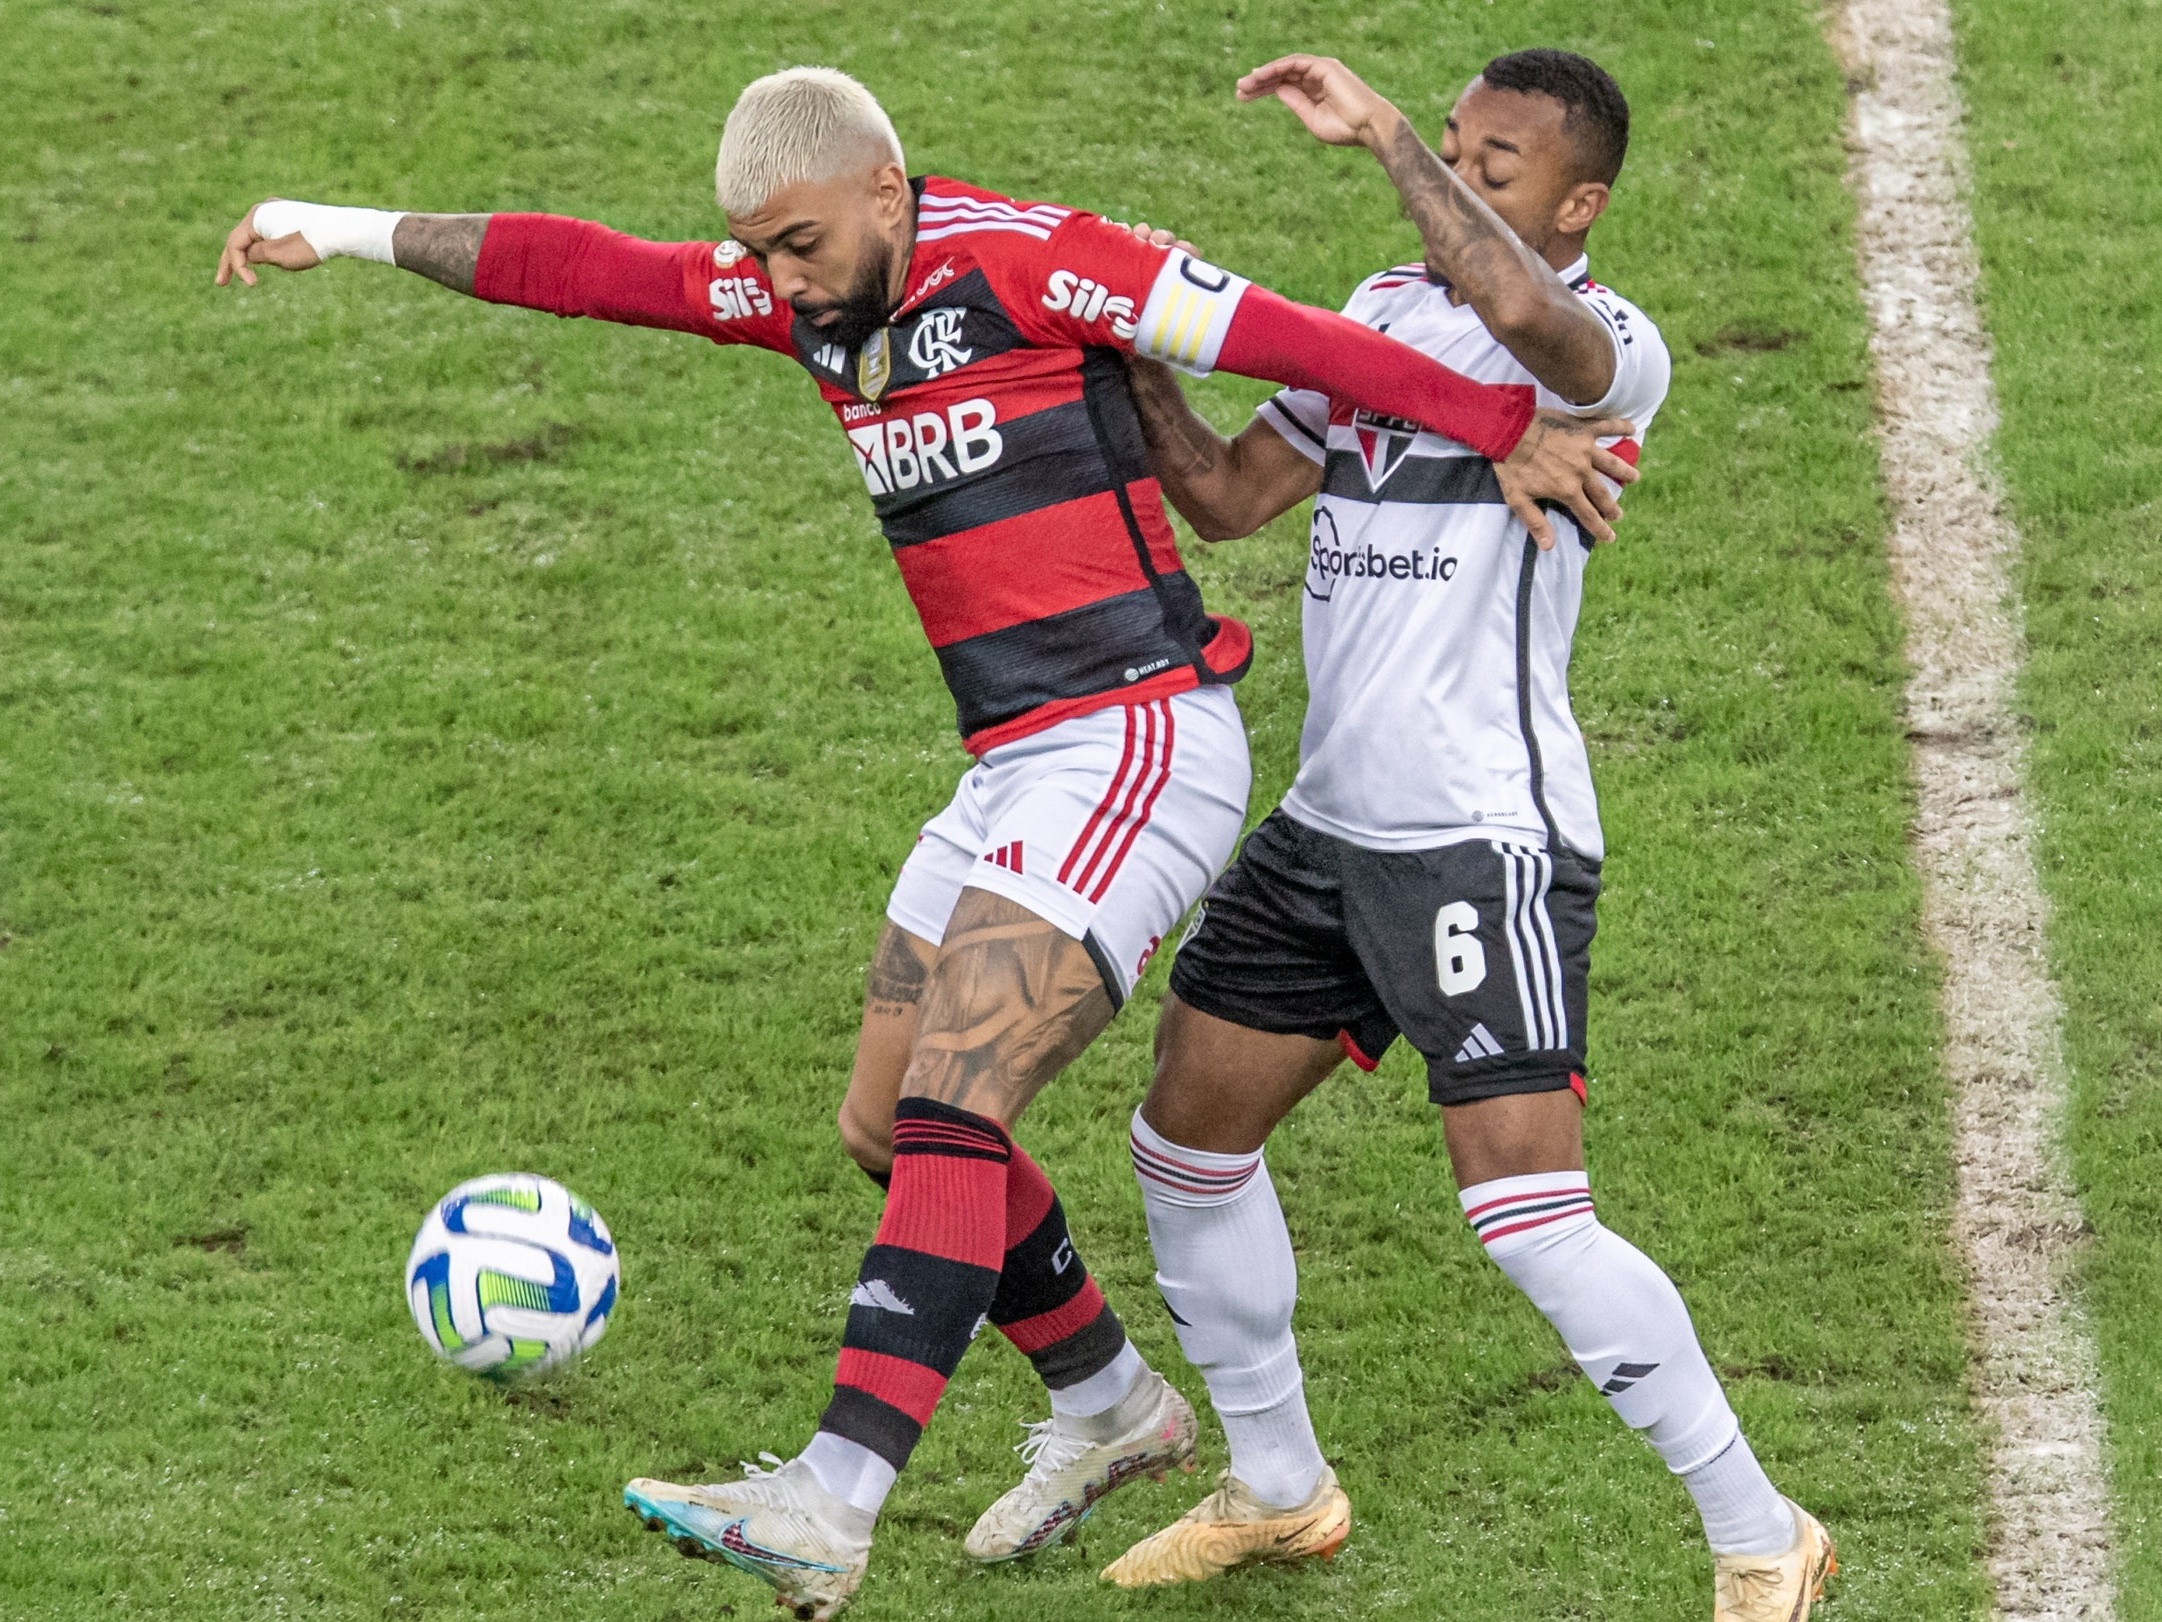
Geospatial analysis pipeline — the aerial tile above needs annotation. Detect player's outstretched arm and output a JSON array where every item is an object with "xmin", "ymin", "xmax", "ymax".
[
  {"xmin": 215, "ymin": 201, "xmax": 752, "ymax": 343},
  {"xmin": 1237, "ymin": 55, "xmax": 1616, "ymax": 405},
  {"xmin": 215, "ymin": 201, "xmax": 487, "ymax": 293},
  {"xmin": 1126, "ymin": 357, "xmax": 1321, "ymax": 542},
  {"xmin": 1030, "ymin": 215, "xmax": 1635, "ymax": 541}
]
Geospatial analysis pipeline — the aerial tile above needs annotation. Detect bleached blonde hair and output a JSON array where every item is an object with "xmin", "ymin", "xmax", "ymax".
[{"xmin": 715, "ymin": 67, "xmax": 905, "ymax": 217}]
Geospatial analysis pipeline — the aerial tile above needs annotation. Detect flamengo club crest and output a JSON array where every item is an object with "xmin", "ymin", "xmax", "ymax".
[
  {"xmin": 857, "ymin": 329, "xmax": 893, "ymax": 401},
  {"xmin": 907, "ymin": 307, "xmax": 973, "ymax": 377}
]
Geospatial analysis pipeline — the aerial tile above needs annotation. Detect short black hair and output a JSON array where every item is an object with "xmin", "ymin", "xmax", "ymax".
[{"xmin": 1479, "ymin": 49, "xmax": 1629, "ymax": 185}]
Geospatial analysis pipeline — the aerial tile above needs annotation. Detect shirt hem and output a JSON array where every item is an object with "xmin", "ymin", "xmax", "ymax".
[
  {"xmin": 1277, "ymin": 800, "xmax": 1601, "ymax": 858},
  {"xmin": 963, "ymin": 668, "xmax": 1201, "ymax": 758}
]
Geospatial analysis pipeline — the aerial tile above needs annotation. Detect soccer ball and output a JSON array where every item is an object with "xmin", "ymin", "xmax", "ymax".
[{"xmin": 404, "ymin": 1173, "xmax": 620, "ymax": 1379}]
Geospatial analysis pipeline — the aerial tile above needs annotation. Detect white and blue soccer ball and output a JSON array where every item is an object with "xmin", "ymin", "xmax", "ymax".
[{"xmin": 404, "ymin": 1173, "xmax": 620, "ymax": 1379}]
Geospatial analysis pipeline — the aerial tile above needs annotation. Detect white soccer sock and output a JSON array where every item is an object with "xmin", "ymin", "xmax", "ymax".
[
  {"xmin": 1219, "ymin": 1388, "xmax": 1325, "ymax": 1508},
  {"xmin": 798, "ymin": 1430, "xmax": 897, "ymax": 1518},
  {"xmin": 1683, "ymin": 1432, "xmax": 1798, "ymax": 1556},
  {"xmin": 1130, "ymin": 1110, "xmax": 1326, "ymax": 1510},
  {"xmin": 1460, "ymin": 1171, "xmax": 1794, "ymax": 1557},
  {"xmin": 1048, "ymin": 1338, "xmax": 1145, "ymax": 1422}
]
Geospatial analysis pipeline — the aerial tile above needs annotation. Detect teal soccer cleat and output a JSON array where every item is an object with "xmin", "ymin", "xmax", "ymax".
[{"xmin": 626, "ymin": 1454, "xmax": 872, "ymax": 1620}]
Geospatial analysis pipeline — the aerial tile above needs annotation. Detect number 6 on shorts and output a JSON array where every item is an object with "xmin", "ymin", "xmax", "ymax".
[{"xmin": 1435, "ymin": 900, "xmax": 1487, "ymax": 996}]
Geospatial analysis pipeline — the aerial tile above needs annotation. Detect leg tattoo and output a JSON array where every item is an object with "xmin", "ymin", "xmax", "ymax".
[{"xmin": 902, "ymin": 890, "xmax": 1113, "ymax": 1123}]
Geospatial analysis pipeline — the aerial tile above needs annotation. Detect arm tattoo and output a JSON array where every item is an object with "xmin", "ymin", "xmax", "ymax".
[
  {"xmin": 1128, "ymin": 357, "xmax": 1228, "ymax": 480},
  {"xmin": 900, "ymin": 892, "xmax": 1113, "ymax": 1122},
  {"xmin": 1371, "ymin": 118, "xmax": 1611, "ymax": 400},
  {"xmin": 391, "ymin": 213, "xmax": 489, "ymax": 295},
  {"xmin": 1378, "ymin": 120, "xmax": 1550, "ymax": 309},
  {"xmin": 864, "ymin": 924, "xmax": 931, "ymax": 1018}
]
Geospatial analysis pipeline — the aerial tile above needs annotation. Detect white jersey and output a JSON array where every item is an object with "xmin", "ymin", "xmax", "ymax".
[{"xmin": 1257, "ymin": 256, "xmax": 1669, "ymax": 861}]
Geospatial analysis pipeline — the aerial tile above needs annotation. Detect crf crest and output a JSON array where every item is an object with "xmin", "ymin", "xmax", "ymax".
[{"xmin": 908, "ymin": 307, "xmax": 973, "ymax": 377}]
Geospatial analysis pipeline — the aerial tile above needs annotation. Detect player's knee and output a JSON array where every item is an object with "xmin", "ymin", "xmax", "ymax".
[
  {"xmin": 1142, "ymin": 997, "xmax": 1315, "ymax": 1154},
  {"xmin": 1142, "ymin": 1000, "xmax": 1219, "ymax": 1137},
  {"xmin": 836, "ymin": 1098, "xmax": 893, "ymax": 1176},
  {"xmin": 1440, "ymin": 1086, "xmax": 1585, "ymax": 1185}
]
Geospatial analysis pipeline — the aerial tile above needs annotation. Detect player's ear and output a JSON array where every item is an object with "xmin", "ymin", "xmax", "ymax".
[
  {"xmin": 870, "ymin": 161, "xmax": 913, "ymax": 227},
  {"xmin": 1556, "ymin": 180, "xmax": 1609, "ymax": 239}
]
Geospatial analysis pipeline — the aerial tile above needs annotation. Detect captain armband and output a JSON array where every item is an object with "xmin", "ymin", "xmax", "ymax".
[
  {"xmin": 1130, "ymin": 251, "xmax": 1253, "ymax": 377},
  {"xmin": 252, "ymin": 199, "xmax": 405, "ymax": 265}
]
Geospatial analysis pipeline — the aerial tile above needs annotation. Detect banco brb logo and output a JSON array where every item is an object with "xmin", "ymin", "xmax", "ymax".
[
  {"xmin": 847, "ymin": 399, "xmax": 1003, "ymax": 496},
  {"xmin": 907, "ymin": 307, "xmax": 973, "ymax": 377}
]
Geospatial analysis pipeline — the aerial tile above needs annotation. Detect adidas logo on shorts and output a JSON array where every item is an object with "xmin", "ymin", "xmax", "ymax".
[{"xmin": 1453, "ymin": 1022, "xmax": 1505, "ymax": 1064}]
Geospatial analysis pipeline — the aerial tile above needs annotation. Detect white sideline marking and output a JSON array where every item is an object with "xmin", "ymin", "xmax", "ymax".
[{"xmin": 1831, "ymin": 1, "xmax": 2115, "ymax": 1614}]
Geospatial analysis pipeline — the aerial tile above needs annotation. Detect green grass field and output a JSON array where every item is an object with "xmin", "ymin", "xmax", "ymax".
[
  {"xmin": 1956, "ymin": 0, "xmax": 2162, "ymax": 1609},
  {"xmin": 0, "ymin": 1, "xmax": 2006, "ymax": 1616}
]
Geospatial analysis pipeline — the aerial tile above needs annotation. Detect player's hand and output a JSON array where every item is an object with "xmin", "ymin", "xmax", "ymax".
[
  {"xmin": 1494, "ymin": 411, "xmax": 1639, "ymax": 549},
  {"xmin": 1237, "ymin": 54, "xmax": 1400, "ymax": 150},
  {"xmin": 214, "ymin": 201, "xmax": 321, "ymax": 286},
  {"xmin": 1120, "ymin": 220, "xmax": 1197, "ymax": 255}
]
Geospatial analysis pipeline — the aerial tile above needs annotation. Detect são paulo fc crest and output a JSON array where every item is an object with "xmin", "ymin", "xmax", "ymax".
[{"xmin": 1355, "ymin": 420, "xmax": 1418, "ymax": 491}]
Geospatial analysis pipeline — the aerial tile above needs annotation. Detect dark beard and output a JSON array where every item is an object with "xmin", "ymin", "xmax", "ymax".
[{"xmin": 795, "ymin": 244, "xmax": 895, "ymax": 352}]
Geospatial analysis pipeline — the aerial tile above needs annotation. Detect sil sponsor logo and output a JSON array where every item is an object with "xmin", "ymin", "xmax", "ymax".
[
  {"xmin": 846, "ymin": 397, "xmax": 1003, "ymax": 496},
  {"xmin": 708, "ymin": 275, "xmax": 772, "ymax": 321},
  {"xmin": 1042, "ymin": 269, "xmax": 1138, "ymax": 340}
]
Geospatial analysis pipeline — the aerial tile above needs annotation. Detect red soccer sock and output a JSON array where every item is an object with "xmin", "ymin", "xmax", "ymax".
[
  {"xmin": 818, "ymin": 1098, "xmax": 1011, "ymax": 1471},
  {"xmin": 989, "ymin": 1145, "xmax": 1130, "ymax": 1390}
]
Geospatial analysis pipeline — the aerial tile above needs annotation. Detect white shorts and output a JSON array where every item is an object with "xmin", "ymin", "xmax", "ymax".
[{"xmin": 887, "ymin": 686, "xmax": 1252, "ymax": 1006}]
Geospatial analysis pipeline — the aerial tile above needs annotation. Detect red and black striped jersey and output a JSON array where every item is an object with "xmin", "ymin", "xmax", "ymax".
[{"xmin": 472, "ymin": 177, "xmax": 1532, "ymax": 753}]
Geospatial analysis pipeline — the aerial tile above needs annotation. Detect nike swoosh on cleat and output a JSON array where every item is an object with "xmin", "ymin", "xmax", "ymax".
[
  {"xmin": 718, "ymin": 1518, "xmax": 846, "ymax": 1573},
  {"xmin": 1013, "ymin": 1500, "xmax": 1092, "ymax": 1554}
]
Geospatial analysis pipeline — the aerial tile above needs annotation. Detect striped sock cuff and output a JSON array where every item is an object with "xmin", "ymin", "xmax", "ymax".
[
  {"xmin": 1459, "ymin": 1171, "xmax": 1596, "ymax": 1250},
  {"xmin": 818, "ymin": 1385, "xmax": 923, "ymax": 1473},
  {"xmin": 1129, "ymin": 1109, "xmax": 1262, "ymax": 1208},
  {"xmin": 891, "ymin": 1096, "xmax": 1013, "ymax": 1163}
]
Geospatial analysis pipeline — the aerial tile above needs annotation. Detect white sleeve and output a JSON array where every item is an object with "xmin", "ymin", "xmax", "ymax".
[
  {"xmin": 1254, "ymin": 389, "xmax": 1329, "ymax": 464},
  {"xmin": 253, "ymin": 198, "xmax": 403, "ymax": 264},
  {"xmin": 1572, "ymin": 293, "xmax": 1671, "ymax": 426}
]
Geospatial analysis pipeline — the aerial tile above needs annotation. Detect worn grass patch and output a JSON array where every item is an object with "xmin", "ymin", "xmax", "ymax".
[{"xmin": 1956, "ymin": 0, "xmax": 2162, "ymax": 1609}]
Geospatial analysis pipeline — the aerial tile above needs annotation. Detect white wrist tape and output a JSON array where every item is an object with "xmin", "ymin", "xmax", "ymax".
[{"xmin": 253, "ymin": 199, "xmax": 404, "ymax": 264}]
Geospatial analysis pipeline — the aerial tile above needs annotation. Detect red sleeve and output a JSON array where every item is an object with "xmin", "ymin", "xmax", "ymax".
[
  {"xmin": 1000, "ymin": 213, "xmax": 1531, "ymax": 461},
  {"xmin": 472, "ymin": 214, "xmax": 795, "ymax": 353},
  {"xmin": 1216, "ymin": 288, "xmax": 1534, "ymax": 463},
  {"xmin": 999, "ymin": 212, "xmax": 1173, "ymax": 351}
]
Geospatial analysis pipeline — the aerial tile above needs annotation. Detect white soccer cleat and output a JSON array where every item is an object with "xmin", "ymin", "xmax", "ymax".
[
  {"xmin": 1712, "ymin": 1498, "xmax": 1836, "ymax": 1622},
  {"xmin": 1100, "ymin": 1465, "xmax": 1351, "ymax": 1586},
  {"xmin": 624, "ymin": 1454, "xmax": 872, "ymax": 1620},
  {"xmin": 963, "ymin": 1369, "xmax": 1199, "ymax": 1561}
]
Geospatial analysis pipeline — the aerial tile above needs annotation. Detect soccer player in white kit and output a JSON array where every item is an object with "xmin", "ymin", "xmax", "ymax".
[{"xmin": 1101, "ymin": 52, "xmax": 1836, "ymax": 1620}]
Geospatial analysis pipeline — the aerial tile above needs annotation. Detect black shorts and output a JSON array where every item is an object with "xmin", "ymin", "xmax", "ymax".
[{"xmin": 1168, "ymin": 810, "xmax": 1599, "ymax": 1106}]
